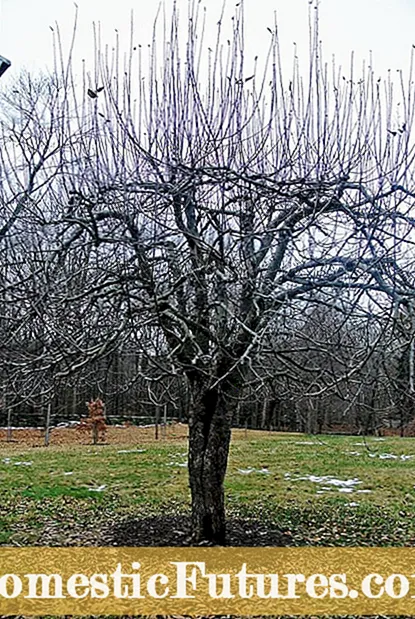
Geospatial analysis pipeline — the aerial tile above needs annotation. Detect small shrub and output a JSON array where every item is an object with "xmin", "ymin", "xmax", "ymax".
[{"xmin": 78, "ymin": 398, "xmax": 107, "ymax": 444}]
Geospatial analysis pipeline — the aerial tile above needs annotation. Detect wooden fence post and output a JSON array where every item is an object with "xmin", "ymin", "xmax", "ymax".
[{"xmin": 44, "ymin": 401, "xmax": 52, "ymax": 447}]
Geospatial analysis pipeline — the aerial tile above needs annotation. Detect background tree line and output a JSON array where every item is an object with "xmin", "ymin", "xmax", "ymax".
[{"xmin": 1, "ymin": 292, "xmax": 414, "ymax": 437}]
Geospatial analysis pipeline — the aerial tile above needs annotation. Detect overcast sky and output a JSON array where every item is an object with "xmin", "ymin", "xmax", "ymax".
[{"xmin": 1, "ymin": 0, "xmax": 414, "ymax": 85}]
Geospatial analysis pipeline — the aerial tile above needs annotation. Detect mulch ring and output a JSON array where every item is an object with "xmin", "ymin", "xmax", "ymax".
[{"xmin": 105, "ymin": 515, "xmax": 293, "ymax": 547}]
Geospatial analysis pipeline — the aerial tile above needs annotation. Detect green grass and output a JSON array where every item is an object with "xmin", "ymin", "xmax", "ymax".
[
  {"xmin": 2, "ymin": 433, "xmax": 415, "ymax": 618},
  {"xmin": 1, "ymin": 432, "xmax": 415, "ymax": 546}
]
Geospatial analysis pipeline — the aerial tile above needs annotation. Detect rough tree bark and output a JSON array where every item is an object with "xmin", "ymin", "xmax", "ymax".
[
  {"xmin": 186, "ymin": 357, "xmax": 243, "ymax": 543},
  {"xmin": 188, "ymin": 382, "xmax": 231, "ymax": 544}
]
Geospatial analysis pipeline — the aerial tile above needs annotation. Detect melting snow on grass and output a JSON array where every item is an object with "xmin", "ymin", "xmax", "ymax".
[
  {"xmin": 285, "ymin": 472, "xmax": 371, "ymax": 494},
  {"xmin": 368, "ymin": 453, "xmax": 413, "ymax": 460},
  {"xmin": 166, "ymin": 452, "xmax": 189, "ymax": 467},
  {"xmin": 3, "ymin": 458, "xmax": 33, "ymax": 466},
  {"xmin": 294, "ymin": 441, "xmax": 318, "ymax": 445},
  {"xmin": 238, "ymin": 467, "xmax": 270, "ymax": 475},
  {"xmin": 117, "ymin": 449, "xmax": 146, "ymax": 454},
  {"xmin": 346, "ymin": 450, "xmax": 413, "ymax": 461},
  {"xmin": 89, "ymin": 484, "xmax": 106, "ymax": 492}
]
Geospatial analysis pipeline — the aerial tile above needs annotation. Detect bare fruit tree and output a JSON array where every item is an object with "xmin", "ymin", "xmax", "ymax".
[{"xmin": 2, "ymin": 1, "xmax": 415, "ymax": 543}]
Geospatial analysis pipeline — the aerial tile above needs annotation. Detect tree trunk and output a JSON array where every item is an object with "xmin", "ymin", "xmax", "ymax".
[
  {"xmin": 92, "ymin": 422, "xmax": 98, "ymax": 445},
  {"xmin": 188, "ymin": 383, "xmax": 232, "ymax": 545}
]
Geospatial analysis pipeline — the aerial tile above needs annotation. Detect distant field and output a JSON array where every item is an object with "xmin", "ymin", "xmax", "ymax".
[
  {"xmin": 0, "ymin": 422, "xmax": 303, "ymax": 447},
  {"xmin": 0, "ymin": 421, "xmax": 191, "ymax": 447},
  {"xmin": 0, "ymin": 422, "xmax": 298, "ymax": 447},
  {"xmin": 1, "ymin": 431, "xmax": 415, "ymax": 548}
]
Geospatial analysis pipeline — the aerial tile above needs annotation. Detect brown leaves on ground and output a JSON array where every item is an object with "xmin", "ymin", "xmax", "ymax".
[{"xmin": 0, "ymin": 423, "xmax": 189, "ymax": 448}]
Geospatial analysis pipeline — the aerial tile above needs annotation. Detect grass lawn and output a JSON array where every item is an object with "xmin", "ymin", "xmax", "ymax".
[{"xmin": 1, "ymin": 430, "xmax": 415, "ymax": 547}]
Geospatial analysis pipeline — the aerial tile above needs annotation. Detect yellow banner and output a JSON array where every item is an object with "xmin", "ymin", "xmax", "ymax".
[{"xmin": 1, "ymin": 547, "xmax": 415, "ymax": 614}]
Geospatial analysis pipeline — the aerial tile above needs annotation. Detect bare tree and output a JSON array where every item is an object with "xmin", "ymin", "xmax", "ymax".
[{"xmin": 2, "ymin": 1, "xmax": 415, "ymax": 543}]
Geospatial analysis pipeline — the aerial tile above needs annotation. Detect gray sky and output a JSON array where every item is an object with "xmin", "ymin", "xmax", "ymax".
[{"xmin": 1, "ymin": 0, "xmax": 414, "ymax": 85}]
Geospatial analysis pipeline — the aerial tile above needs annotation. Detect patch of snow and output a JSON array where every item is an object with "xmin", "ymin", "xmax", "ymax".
[
  {"xmin": 63, "ymin": 472, "xmax": 74, "ymax": 476},
  {"xmin": 368, "ymin": 452, "xmax": 413, "ymax": 460},
  {"xmin": 346, "ymin": 451, "xmax": 362, "ymax": 456},
  {"xmin": 67, "ymin": 421, "xmax": 80, "ymax": 428},
  {"xmin": 0, "ymin": 426, "xmax": 44, "ymax": 430},
  {"xmin": 347, "ymin": 502, "xmax": 360, "ymax": 507},
  {"xmin": 356, "ymin": 489, "xmax": 372, "ymax": 494},
  {"xmin": 117, "ymin": 449, "xmax": 146, "ymax": 454},
  {"xmin": 3, "ymin": 458, "xmax": 33, "ymax": 466},
  {"xmin": 286, "ymin": 472, "xmax": 370, "ymax": 494},
  {"xmin": 297, "ymin": 475, "xmax": 362, "ymax": 488},
  {"xmin": 295, "ymin": 441, "xmax": 317, "ymax": 445},
  {"xmin": 55, "ymin": 421, "xmax": 79, "ymax": 428},
  {"xmin": 89, "ymin": 484, "xmax": 106, "ymax": 492},
  {"xmin": 167, "ymin": 461, "xmax": 187, "ymax": 467},
  {"xmin": 238, "ymin": 467, "xmax": 270, "ymax": 475}
]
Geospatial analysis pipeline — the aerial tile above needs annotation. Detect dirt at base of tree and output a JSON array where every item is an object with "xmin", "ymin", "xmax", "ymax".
[{"xmin": 106, "ymin": 515, "xmax": 293, "ymax": 547}]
